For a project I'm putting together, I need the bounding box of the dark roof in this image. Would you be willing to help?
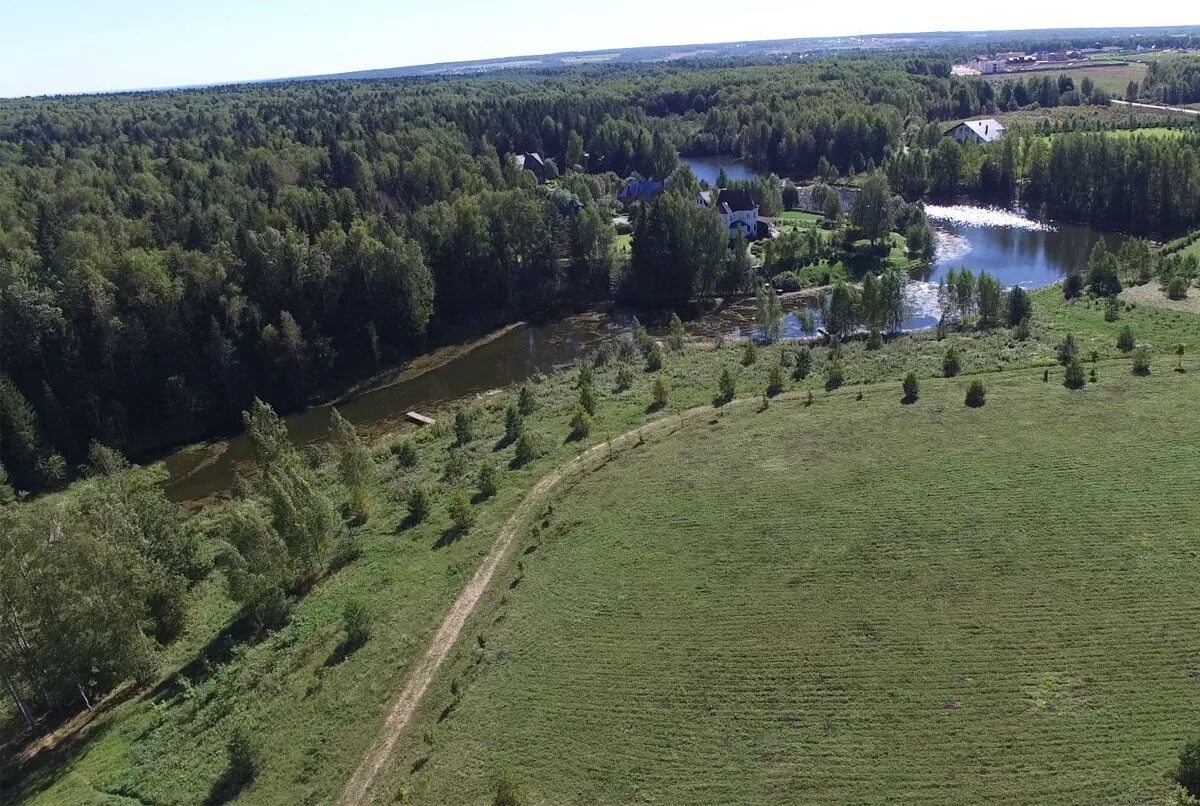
[715,188,757,213]
[618,178,664,202]
[522,151,545,167]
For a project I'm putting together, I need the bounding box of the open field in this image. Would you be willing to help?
[1121,282,1200,315]
[986,62,1147,96]
[7,287,1200,805]
[384,367,1200,804]
[997,103,1194,129]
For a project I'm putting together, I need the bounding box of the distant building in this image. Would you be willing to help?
[618,177,664,207]
[945,119,1006,145]
[971,58,1006,74]
[514,152,548,183]
[697,187,759,237]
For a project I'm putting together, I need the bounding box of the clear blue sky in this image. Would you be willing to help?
[1,0,1195,97]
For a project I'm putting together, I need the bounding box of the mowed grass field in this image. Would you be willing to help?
[987,62,1148,96]
[386,368,1200,804]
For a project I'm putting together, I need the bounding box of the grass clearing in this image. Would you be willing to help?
[387,367,1200,804]
[7,287,1200,804]
[987,62,1148,96]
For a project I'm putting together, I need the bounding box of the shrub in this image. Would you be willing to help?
[1178,737,1200,798]
[1063,272,1084,299]
[766,363,785,397]
[578,383,596,416]
[741,340,758,366]
[965,379,986,408]
[793,347,813,380]
[448,489,476,532]
[443,449,468,482]
[493,768,525,806]
[651,374,670,409]
[513,432,536,466]
[1177,343,1187,373]
[517,385,536,416]
[1167,275,1190,300]
[866,329,883,350]
[569,404,592,440]
[668,312,685,351]
[406,485,432,523]
[824,359,845,391]
[1056,334,1078,366]
[715,367,736,406]
[1063,359,1086,389]
[504,404,523,444]
[644,341,663,372]
[343,599,372,648]
[1131,346,1151,376]
[901,372,919,403]
[1103,296,1121,322]
[477,462,499,499]
[615,365,634,391]
[453,408,475,446]
[1043,368,1049,383]
[222,724,259,797]
[1089,367,1097,383]
[1117,325,1136,353]
[391,439,418,469]
[942,345,961,378]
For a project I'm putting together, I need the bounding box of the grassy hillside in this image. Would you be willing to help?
[6,288,1200,805]
[385,367,1200,804]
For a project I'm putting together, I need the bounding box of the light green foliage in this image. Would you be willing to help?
[668,312,686,351]
[754,284,783,343]
[330,408,375,522]
[569,404,593,441]
[447,489,476,533]
[715,367,736,406]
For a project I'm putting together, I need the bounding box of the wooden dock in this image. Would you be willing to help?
[405,411,436,426]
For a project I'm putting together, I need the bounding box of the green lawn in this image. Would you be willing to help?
[385,366,1200,804]
[9,288,1200,805]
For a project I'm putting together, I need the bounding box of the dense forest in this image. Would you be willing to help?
[3,49,1200,496]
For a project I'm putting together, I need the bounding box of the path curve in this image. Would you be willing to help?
[339,405,711,804]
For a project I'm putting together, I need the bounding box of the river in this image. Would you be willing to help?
[161,202,1124,504]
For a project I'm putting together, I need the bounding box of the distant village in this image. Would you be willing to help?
[953,45,1178,77]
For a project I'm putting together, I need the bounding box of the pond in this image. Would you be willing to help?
[681,156,764,186]
[160,204,1123,504]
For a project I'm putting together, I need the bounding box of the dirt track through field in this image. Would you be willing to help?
[338,407,703,804]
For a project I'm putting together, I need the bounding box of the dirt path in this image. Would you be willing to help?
[338,408,702,804]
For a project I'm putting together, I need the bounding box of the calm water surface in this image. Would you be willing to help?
[162,204,1123,503]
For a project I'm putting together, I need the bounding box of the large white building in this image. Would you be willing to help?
[697,188,759,237]
[945,119,1006,144]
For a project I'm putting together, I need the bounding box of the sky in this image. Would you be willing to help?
[1,0,1197,97]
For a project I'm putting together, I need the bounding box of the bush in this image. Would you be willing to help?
[406,485,432,523]
[866,329,883,351]
[477,462,499,499]
[715,367,736,406]
[1167,275,1190,300]
[1063,272,1084,299]
[793,347,813,380]
[824,359,845,391]
[965,379,986,408]
[342,599,371,648]
[668,312,686,351]
[504,404,523,444]
[448,489,476,532]
[615,365,634,391]
[517,385,536,416]
[901,372,919,403]
[493,768,525,806]
[942,346,961,378]
[1178,737,1200,798]
[513,432,537,467]
[1014,319,1031,341]
[391,439,418,469]
[644,341,663,372]
[1056,334,1078,366]
[453,408,475,446]
[1117,325,1136,353]
[741,340,758,366]
[651,374,670,410]
[766,363,785,397]
[443,449,468,482]
[568,404,592,440]
[1063,359,1086,389]
[578,382,596,416]
[1103,296,1121,322]
[1131,346,1151,376]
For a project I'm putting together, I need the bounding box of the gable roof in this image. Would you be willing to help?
[715,187,757,213]
[618,177,664,202]
[946,119,1006,142]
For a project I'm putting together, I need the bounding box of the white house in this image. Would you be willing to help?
[945,119,1006,144]
[697,188,759,237]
